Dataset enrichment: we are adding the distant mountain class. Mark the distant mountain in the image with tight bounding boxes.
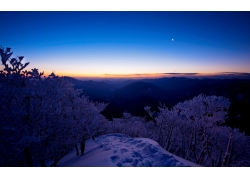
[140,77,202,90]
[113,81,167,99]
[63,76,118,100]
[65,76,250,135]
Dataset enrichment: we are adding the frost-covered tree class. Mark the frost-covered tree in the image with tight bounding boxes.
[0,47,45,166]
[107,112,148,138]
[145,105,182,152]
[72,95,107,156]
[145,94,250,166]
[172,95,231,165]
[0,47,108,166]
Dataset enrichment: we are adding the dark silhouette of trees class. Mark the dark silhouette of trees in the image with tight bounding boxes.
[0,47,107,166]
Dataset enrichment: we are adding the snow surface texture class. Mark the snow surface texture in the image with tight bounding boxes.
[58,134,200,167]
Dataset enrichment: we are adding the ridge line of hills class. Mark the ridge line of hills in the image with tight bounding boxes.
[62,76,250,135]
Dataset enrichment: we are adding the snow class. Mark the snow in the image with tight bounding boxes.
[58,134,200,167]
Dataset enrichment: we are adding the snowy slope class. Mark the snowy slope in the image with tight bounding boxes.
[58,134,200,167]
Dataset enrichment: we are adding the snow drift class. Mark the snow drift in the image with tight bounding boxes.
[58,134,200,167]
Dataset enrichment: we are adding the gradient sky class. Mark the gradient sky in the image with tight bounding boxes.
[1,11,250,78]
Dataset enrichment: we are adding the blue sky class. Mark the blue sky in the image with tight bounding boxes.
[1,11,250,78]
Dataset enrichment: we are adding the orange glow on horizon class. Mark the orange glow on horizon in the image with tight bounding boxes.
[42,71,250,79]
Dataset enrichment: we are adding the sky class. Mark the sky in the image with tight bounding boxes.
[1,11,250,79]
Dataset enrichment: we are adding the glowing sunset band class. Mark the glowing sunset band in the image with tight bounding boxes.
[45,72,250,79]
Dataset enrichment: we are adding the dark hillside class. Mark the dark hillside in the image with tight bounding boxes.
[67,77,250,135]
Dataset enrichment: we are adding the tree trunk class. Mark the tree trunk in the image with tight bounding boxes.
[41,160,46,167]
[80,140,85,156]
[75,144,79,156]
[53,153,58,167]
[216,150,222,167]
[53,161,57,167]
[24,147,33,167]
[222,133,232,167]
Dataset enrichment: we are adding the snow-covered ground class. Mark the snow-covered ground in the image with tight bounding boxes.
[58,134,200,167]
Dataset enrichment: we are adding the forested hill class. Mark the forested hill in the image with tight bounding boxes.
[66,76,250,135]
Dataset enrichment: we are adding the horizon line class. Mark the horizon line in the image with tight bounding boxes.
[57,72,250,80]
